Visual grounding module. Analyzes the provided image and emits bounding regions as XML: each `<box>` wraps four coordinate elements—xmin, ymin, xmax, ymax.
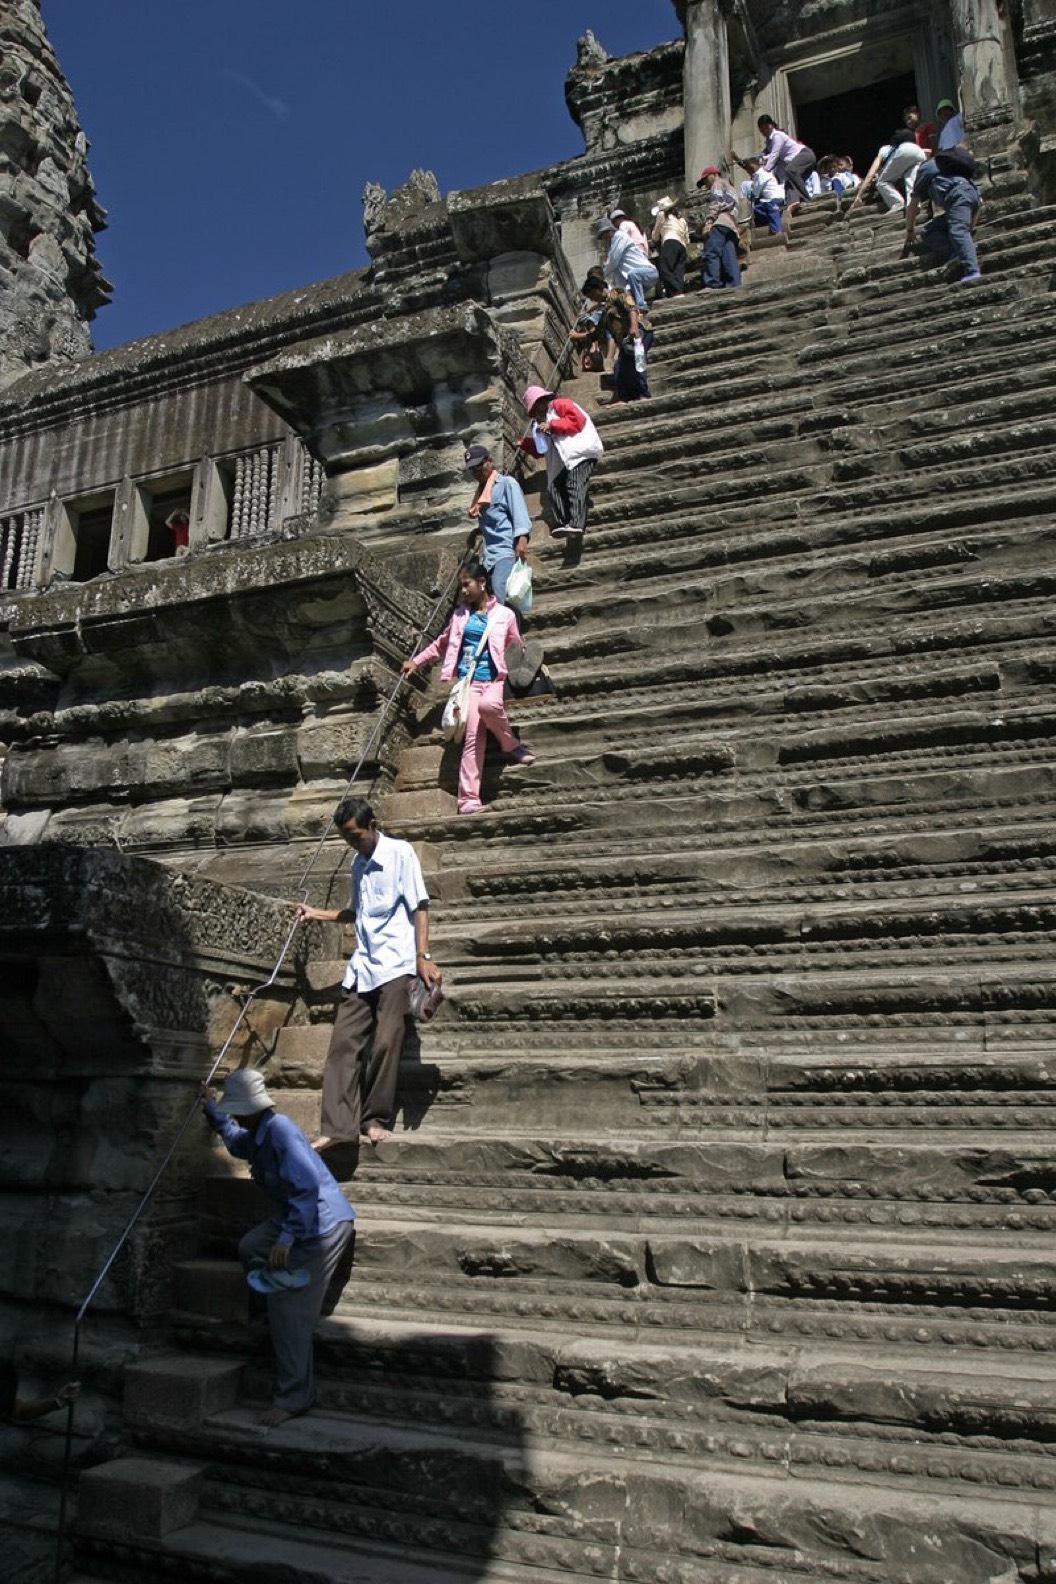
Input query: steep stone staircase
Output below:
<box><xmin>71</xmin><ymin>156</ymin><xmax>1056</xmax><ymax>1583</ymax></box>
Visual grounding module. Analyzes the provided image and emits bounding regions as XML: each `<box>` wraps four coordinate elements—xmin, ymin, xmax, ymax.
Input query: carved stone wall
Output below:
<box><xmin>0</xmin><ymin>844</ymin><xmax>300</xmax><ymax>1417</ymax></box>
<box><xmin>0</xmin><ymin>534</ymin><xmax>430</xmax><ymax>884</ymax></box>
<box><xmin>0</xmin><ymin>0</ymin><xmax>111</xmax><ymax>389</ymax></box>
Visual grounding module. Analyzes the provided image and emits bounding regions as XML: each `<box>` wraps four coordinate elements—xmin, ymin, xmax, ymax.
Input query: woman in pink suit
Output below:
<box><xmin>403</xmin><ymin>560</ymin><xmax>535</xmax><ymax>815</ymax></box>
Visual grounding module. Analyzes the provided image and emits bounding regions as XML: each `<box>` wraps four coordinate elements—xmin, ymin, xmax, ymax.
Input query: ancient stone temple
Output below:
<box><xmin>2</xmin><ymin>0</ymin><xmax>1056</xmax><ymax>1580</ymax></box>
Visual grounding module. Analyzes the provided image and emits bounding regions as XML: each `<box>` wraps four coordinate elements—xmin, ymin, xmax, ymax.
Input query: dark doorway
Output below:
<box><xmin>794</xmin><ymin>70</ymin><xmax>918</xmax><ymax>183</ymax></box>
<box><xmin>72</xmin><ymin>503</ymin><xmax>114</xmax><ymax>582</ymax></box>
<box><xmin>145</xmin><ymin>484</ymin><xmax>193</xmax><ymax>562</ymax></box>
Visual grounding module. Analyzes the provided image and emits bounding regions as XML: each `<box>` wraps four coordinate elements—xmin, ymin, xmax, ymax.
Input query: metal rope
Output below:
<box><xmin>52</xmin><ymin>304</ymin><xmax>586</xmax><ymax>1580</ymax></box>
<box><xmin>52</xmin><ymin>553</ymin><xmax>464</xmax><ymax>1582</ymax></box>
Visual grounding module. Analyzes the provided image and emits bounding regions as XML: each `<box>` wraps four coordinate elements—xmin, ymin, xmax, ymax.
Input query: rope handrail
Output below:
<box><xmin>52</xmin><ymin>295</ymin><xmax>588</xmax><ymax>1580</ymax></box>
<box><xmin>52</xmin><ymin>554</ymin><xmax>465</xmax><ymax>1581</ymax></box>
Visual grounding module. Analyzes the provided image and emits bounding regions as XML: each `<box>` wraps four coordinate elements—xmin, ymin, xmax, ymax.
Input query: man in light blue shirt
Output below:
<box><xmin>464</xmin><ymin>443</ymin><xmax>531</xmax><ymax>606</ymax></box>
<box><xmin>935</xmin><ymin>98</ymin><xmax>966</xmax><ymax>149</ymax></box>
<box><xmin>597</xmin><ymin>216</ymin><xmax>659</xmax><ymax>310</ymax></box>
<box><xmin>202</xmin><ymin>1066</ymin><xmax>354</xmax><ymax>1426</ymax></box>
<box><xmin>296</xmin><ymin>799</ymin><xmax>441</xmax><ymax>1148</ymax></box>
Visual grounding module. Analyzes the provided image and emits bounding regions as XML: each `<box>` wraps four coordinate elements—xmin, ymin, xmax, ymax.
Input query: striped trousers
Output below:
<box><xmin>548</xmin><ymin>459</ymin><xmax>596</xmax><ymax>534</ymax></box>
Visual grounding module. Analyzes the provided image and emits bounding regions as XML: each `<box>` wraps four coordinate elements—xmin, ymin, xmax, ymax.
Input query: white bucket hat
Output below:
<box><xmin>216</xmin><ymin>1068</ymin><xmax>275</xmax><ymax>1116</ymax></box>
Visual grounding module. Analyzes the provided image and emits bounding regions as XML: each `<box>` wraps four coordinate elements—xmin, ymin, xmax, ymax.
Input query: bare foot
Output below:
<box><xmin>258</xmin><ymin>1406</ymin><xmax>296</xmax><ymax>1429</ymax></box>
<box><xmin>363</xmin><ymin>1124</ymin><xmax>392</xmax><ymax>1144</ymax></box>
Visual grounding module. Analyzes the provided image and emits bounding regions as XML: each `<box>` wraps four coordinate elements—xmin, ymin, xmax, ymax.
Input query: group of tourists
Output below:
<box><xmin>196</xmin><ymin>87</ymin><xmax>988</xmax><ymax>1437</ymax></box>
<box><xmin>578</xmin><ymin>93</ymin><xmax>980</xmax><ymax>296</ymax></box>
<box><xmin>849</xmin><ymin>100</ymin><xmax>982</xmax><ymax>281</ymax></box>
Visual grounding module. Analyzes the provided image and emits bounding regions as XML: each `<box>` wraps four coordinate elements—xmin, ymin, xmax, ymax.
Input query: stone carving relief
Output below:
<box><xmin>576</xmin><ymin>29</ymin><xmax>612</xmax><ymax>68</ymax></box>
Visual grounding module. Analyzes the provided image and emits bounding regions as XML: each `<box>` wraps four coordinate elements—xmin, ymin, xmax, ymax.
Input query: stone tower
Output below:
<box><xmin>0</xmin><ymin>0</ymin><xmax>111</xmax><ymax>388</ymax></box>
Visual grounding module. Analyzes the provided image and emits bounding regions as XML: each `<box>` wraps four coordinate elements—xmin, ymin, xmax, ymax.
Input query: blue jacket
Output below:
<box><xmin>204</xmin><ymin>1101</ymin><xmax>354</xmax><ymax>1247</ymax></box>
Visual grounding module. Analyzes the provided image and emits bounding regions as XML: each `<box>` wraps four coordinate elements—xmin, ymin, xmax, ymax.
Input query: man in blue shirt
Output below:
<box><xmin>904</xmin><ymin>152</ymin><xmax>983</xmax><ymax>283</ymax></box>
<box><xmin>202</xmin><ymin>1066</ymin><xmax>355</xmax><ymax>1427</ymax></box>
<box><xmin>296</xmin><ymin>799</ymin><xmax>441</xmax><ymax>1148</ymax></box>
<box><xmin>464</xmin><ymin>443</ymin><xmax>532</xmax><ymax>607</ymax></box>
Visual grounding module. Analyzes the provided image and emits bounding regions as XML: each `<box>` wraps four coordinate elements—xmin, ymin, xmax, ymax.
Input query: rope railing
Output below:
<box><xmin>51</xmin><ymin>554</ymin><xmax>466</xmax><ymax>1582</ymax></box>
<box><xmin>51</xmin><ymin>295</ymin><xmax>588</xmax><ymax>1581</ymax></box>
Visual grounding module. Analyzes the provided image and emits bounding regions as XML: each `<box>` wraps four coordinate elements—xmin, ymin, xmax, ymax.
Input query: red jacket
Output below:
<box><xmin>519</xmin><ymin>397</ymin><xmax>587</xmax><ymax>454</ymax></box>
<box><xmin>411</xmin><ymin>597</ymin><xmax>522</xmax><ymax>682</ymax></box>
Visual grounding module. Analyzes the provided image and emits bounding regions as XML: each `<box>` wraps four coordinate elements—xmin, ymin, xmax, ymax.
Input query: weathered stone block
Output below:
<box><xmin>329</xmin><ymin>458</ymin><xmax>400</xmax><ymax>516</ymax></box>
<box><xmin>172</xmin><ymin>1258</ymin><xmax>249</xmax><ymax>1322</ymax></box>
<box><xmin>77</xmin><ymin>1457</ymin><xmax>201</xmax><ymax>1539</ymax></box>
<box><xmin>647</xmin><ymin>1239</ymin><xmax>746</xmax><ymax>1291</ymax></box>
<box><xmin>124</xmin><ymin>1355</ymin><xmax>243</xmax><ymax>1429</ymax></box>
<box><xmin>229</xmin><ymin>725</ymin><xmax>299</xmax><ymax>785</ymax></box>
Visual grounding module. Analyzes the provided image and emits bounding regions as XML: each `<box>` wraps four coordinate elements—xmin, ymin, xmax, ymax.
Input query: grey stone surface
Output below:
<box><xmin>77</xmin><ymin>1457</ymin><xmax>202</xmax><ymax>1540</ymax></box>
<box><xmin>2</xmin><ymin>8</ymin><xmax>1056</xmax><ymax>1584</ymax></box>
<box><xmin>0</xmin><ymin>0</ymin><xmax>111</xmax><ymax>389</ymax></box>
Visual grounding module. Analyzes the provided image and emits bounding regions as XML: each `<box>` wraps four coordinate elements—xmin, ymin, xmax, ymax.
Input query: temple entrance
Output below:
<box><xmin>794</xmin><ymin>69</ymin><xmax>919</xmax><ymax>181</ymax></box>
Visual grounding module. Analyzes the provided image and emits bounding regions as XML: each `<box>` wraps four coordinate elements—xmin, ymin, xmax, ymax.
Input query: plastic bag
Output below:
<box><xmin>505</xmin><ymin>558</ymin><xmax>533</xmax><ymax>615</ymax></box>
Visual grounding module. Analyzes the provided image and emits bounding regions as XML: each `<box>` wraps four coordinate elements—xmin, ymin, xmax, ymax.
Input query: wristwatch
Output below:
<box><xmin>418</xmin><ymin>952</ymin><xmax>433</xmax><ymax>961</ymax></box>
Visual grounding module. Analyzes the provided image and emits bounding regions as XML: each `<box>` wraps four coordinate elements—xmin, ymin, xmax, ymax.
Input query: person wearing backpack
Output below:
<box><xmin>904</xmin><ymin>147</ymin><xmax>983</xmax><ymax>283</ymax></box>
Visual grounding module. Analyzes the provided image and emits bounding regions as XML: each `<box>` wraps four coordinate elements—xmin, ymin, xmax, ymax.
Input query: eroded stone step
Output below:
<box><xmin>80</xmin><ymin>1424</ymin><xmax>1055</xmax><ymax>1584</ymax></box>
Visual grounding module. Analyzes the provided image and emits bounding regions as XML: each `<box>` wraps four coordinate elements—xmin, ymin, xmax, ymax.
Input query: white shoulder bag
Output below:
<box><xmin>441</xmin><ymin>617</ymin><xmax>493</xmax><ymax>742</ymax></box>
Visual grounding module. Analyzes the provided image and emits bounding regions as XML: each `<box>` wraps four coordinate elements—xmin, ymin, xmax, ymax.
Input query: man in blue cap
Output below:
<box><xmin>464</xmin><ymin>443</ymin><xmax>532</xmax><ymax>607</ymax></box>
<box><xmin>201</xmin><ymin>1067</ymin><xmax>355</xmax><ymax>1427</ymax></box>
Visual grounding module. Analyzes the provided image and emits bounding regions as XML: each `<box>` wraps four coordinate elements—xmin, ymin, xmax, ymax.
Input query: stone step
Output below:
<box><xmin>75</xmin><ymin>1507</ymin><xmax>582</xmax><ymax>1584</ymax></box>
<box><xmin>78</xmin><ymin>1415</ymin><xmax>1056</xmax><ymax>1584</ymax></box>
<box><xmin>530</xmin><ymin>485</ymin><xmax>1056</xmax><ymax>606</ymax></box>
<box><xmin>582</xmin><ymin>434</ymin><xmax>1056</xmax><ymax>533</ymax></box>
<box><xmin>197</xmin><ymin>1132</ymin><xmax>1056</xmax><ymax>1240</ymax></box>
<box><xmin>598</xmin><ymin>356</ymin><xmax>1056</xmax><ymax>489</ymax></box>
<box><xmin>212</xmin><ymin>1319</ymin><xmax>1056</xmax><ymax>1502</ymax></box>
<box><xmin>645</xmin><ymin>276</ymin><xmax>1056</xmax><ymax>389</ymax></box>
<box><xmin>525</xmin><ymin>518</ymin><xmax>1056</xmax><ymax>646</ymax></box>
<box><xmin>263</xmin><ymin>1031</ymin><xmax>1056</xmax><ymax>1142</ymax></box>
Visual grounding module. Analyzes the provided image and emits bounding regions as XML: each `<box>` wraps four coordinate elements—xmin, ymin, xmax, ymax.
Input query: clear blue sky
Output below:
<box><xmin>41</xmin><ymin>0</ymin><xmax>679</xmax><ymax>351</ymax></box>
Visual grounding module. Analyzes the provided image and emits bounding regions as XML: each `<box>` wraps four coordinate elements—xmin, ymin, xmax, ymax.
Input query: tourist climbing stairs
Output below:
<box><xmin>70</xmin><ymin>152</ymin><xmax>1056</xmax><ymax>1584</ymax></box>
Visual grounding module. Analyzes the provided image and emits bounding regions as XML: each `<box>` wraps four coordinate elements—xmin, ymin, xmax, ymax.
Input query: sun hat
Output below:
<box><xmin>247</xmin><ymin>1264</ymin><xmax>312</xmax><ymax>1294</ymax></box>
<box><xmin>216</xmin><ymin>1068</ymin><xmax>275</xmax><ymax>1117</ymax></box>
<box><xmin>650</xmin><ymin>195</ymin><xmax>674</xmax><ymax>216</ymax></box>
<box><xmin>521</xmin><ymin>385</ymin><xmax>554</xmax><ymax>413</ymax></box>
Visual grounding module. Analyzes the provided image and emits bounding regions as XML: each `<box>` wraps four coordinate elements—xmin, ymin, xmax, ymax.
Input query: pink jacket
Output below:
<box><xmin>411</xmin><ymin>597</ymin><xmax>522</xmax><ymax>682</ymax></box>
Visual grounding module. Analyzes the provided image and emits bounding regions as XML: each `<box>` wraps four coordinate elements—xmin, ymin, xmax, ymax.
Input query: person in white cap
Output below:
<box><xmin>201</xmin><ymin>1067</ymin><xmax>355</xmax><ymax>1427</ymax></box>
<box><xmin>650</xmin><ymin>197</ymin><xmax>690</xmax><ymax>296</ymax></box>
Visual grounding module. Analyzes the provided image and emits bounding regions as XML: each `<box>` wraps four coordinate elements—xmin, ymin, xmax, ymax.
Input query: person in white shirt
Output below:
<box><xmin>852</xmin><ymin>119</ymin><xmax>926</xmax><ymax>213</ymax></box>
<box><xmin>754</xmin><ymin>115</ymin><xmax>817</xmax><ymax>207</ymax></box>
<box><xmin>650</xmin><ymin>196</ymin><xmax>690</xmax><ymax>295</ymax></box>
<box><xmin>297</xmin><ymin>800</ymin><xmax>440</xmax><ymax>1148</ymax></box>
<box><xmin>735</xmin><ymin>156</ymin><xmax>785</xmax><ymax>233</ymax></box>
<box><xmin>834</xmin><ymin>156</ymin><xmax>860</xmax><ymax>195</ymax></box>
<box><xmin>596</xmin><ymin>216</ymin><xmax>658</xmax><ymax>310</ymax></box>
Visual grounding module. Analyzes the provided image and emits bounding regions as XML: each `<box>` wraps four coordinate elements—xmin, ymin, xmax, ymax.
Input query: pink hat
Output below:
<box><xmin>522</xmin><ymin>385</ymin><xmax>554</xmax><ymax>413</ymax></box>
